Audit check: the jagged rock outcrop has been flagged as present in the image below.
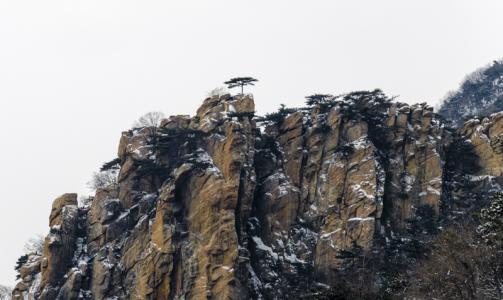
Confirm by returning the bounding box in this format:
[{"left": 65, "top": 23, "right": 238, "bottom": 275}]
[
  {"left": 13, "top": 194, "right": 79, "bottom": 300},
  {"left": 39, "top": 194, "right": 80, "bottom": 299},
  {"left": 12, "top": 91, "right": 503, "bottom": 299},
  {"left": 461, "top": 112, "right": 503, "bottom": 177},
  {"left": 249, "top": 94, "right": 448, "bottom": 297},
  {"left": 12, "top": 254, "right": 41, "bottom": 300}
]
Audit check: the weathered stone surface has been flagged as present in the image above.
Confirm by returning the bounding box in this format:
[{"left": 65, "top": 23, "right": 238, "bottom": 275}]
[
  {"left": 14, "top": 92, "right": 503, "bottom": 300},
  {"left": 43, "top": 203, "right": 81, "bottom": 300},
  {"left": 196, "top": 94, "right": 255, "bottom": 132},
  {"left": 246, "top": 97, "right": 449, "bottom": 296},
  {"left": 462, "top": 112, "right": 503, "bottom": 177},
  {"left": 56, "top": 270, "right": 82, "bottom": 300},
  {"left": 12, "top": 255, "right": 41, "bottom": 300},
  {"left": 49, "top": 193, "right": 77, "bottom": 227},
  {"left": 19, "top": 257, "right": 41, "bottom": 279},
  {"left": 160, "top": 115, "right": 191, "bottom": 129}
]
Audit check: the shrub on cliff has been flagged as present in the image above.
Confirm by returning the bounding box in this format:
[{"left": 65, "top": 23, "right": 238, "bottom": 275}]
[
  {"left": 87, "top": 169, "right": 118, "bottom": 191},
  {"left": 256, "top": 104, "right": 296, "bottom": 125},
  {"left": 305, "top": 93, "right": 333, "bottom": 106},
  {"left": 207, "top": 86, "right": 229, "bottom": 98},
  {"left": 478, "top": 192, "right": 503, "bottom": 247},
  {"left": 133, "top": 111, "right": 166, "bottom": 150},
  {"left": 408, "top": 196, "right": 503, "bottom": 299},
  {"left": 23, "top": 234, "right": 44, "bottom": 255},
  {"left": 100, "top": 158, "right": 121, "bottom": 172},
  {"left": 14, "top": 255, "right": 28, "bottom": 280}
]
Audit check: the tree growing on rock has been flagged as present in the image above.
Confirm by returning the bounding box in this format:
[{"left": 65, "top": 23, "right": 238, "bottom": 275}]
[
  {"left": 101, "top": 157, "right": 121, "bottom": 172},
  {"left": 133, "top": 111, "right": 165, "bottom": 129},
  {"left": 224, "top": 77, "right": 258, "bottom": 94},
  {"left": 133, "top": 111, "right": 165, "bottom": 151},
  {"left": 207, "top": 86, "right": 229, "bottom": 98},
  {"left": 14, "top": 254, "right": 28, "bottom": 280},
  {"left": 256, "top": 104, "right": 296, "bottom": 125},
  {"left": 23, "top": 234, "right": 44, "bottom": 255},
  {"left": 305, "top": 94, "right": 334, "bottom": 106},
  {"left": 87, "top": 169, "right": 118, "bottom": 191},
  {"left": 85, "top": 158, "right": 122, "bottom": 194}
]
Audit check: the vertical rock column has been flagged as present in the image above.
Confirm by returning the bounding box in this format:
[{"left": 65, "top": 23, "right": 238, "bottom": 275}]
[{"left": 39, "top": 193, "right": 79, "bottom": 299}]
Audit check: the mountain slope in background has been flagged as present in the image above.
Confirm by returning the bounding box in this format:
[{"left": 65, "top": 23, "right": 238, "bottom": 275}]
[
  {"left": 10, "top": 91, "right": 503, "bottom": 299},
  {"left": 438, "top": 59, "right": 503, "bottom": 127}
]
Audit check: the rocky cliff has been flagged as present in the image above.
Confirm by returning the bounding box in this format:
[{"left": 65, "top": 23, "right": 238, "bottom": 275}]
[{"left": 12, "top": 91, "right": 503, "bottom": 299}]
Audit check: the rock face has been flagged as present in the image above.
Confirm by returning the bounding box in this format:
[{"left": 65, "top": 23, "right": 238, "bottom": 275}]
[
  {"left": 39, "top": 194, "right": 79, "bottom": 299},
  {"left": 12, "top": 91, "right": 503, "bottom": 299},
  {"left": 461, "top": 112, "right": 503, "bottom": 177}
]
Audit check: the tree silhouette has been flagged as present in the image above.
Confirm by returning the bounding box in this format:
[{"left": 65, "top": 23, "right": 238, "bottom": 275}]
[
  {"left": 305, "top": 93, "right": 333, "bottom": 106},
  {"left": 133, "top": 111, "right": 165, "bottom": 152},
  {"left": 256, "top": 103, "right": 296, "bottom": 125},
  {"left": 224, "top": 77, "right": 258, "bottom": 94},
  {"left": 14, "top": 254, "right": 28, "bottom": 280}
]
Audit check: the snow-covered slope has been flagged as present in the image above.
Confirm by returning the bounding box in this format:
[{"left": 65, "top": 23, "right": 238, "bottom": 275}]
[{"left": 438, "top": 60, "right": 503, "bottom": 127}]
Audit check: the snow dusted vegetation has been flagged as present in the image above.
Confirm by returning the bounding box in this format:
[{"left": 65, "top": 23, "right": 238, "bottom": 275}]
[
  {"left": 0, "top": 285, "right": 12, "bottom": 300},
  {"left": 439, "top": 59, "right": 503, "bottom": 127}
]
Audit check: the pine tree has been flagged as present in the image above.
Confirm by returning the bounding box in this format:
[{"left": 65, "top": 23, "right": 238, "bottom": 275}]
[
  {"left": 14, "top": 254, "right": 28, "bottom": 280},
  {"left": 224, "top": 77, "right": 258, "bottom": 94},
  {"left": 305, "top": 94, "right": 333, "bottom": 106}
]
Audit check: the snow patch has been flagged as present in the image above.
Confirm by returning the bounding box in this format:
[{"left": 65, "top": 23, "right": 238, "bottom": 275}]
[
  {"left": 252, "top": 236, "right": 278, "bottom": 260},
  {"left": 348, "top": 217, "right": 374, "bottom": 222}
]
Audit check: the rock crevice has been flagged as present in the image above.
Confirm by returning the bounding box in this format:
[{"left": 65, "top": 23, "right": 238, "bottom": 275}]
[{"left": 12, "top": 92, "right": 503, "bottom": 299}]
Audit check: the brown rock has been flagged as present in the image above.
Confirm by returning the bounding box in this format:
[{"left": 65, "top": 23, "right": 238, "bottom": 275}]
[
  {"left": 462, "top": 112, "right": 503, "bottom": 176},
  {"left": 160, "top": 115, "right": 191, "bottom": 129},
  {"left": 40, "top": 195, "right": 79, "bottom": 298},
  {"left": 14, "top": 93, "right": 483, "bottom": 299},
  {"left": 49, "top": 193, "right": 77, "bottom": 227}
]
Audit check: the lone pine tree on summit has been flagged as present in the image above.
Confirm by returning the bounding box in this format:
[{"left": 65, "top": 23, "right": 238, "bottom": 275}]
[{"left": 224, "top": 77, "right": 258, "bottom": 94}]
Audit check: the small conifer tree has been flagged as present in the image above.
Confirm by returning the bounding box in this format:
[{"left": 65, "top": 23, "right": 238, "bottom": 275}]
[{"left": 224, "top": 77, "right": 258, "bottom": 94}]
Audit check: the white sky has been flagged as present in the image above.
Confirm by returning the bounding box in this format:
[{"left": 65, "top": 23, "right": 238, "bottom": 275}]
[{"left": 1, "top": 0, "right": 502, "bottom": 287}]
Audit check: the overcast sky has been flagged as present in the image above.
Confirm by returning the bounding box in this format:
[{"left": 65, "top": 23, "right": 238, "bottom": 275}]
[{"left": 1, "top": 0, "right": 502, "bottom": 287}]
